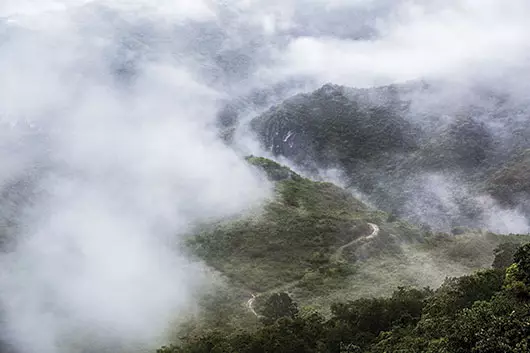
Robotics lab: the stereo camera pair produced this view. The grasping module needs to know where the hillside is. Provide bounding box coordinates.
[175,157,530,341]
[164,157,530,353]
[162,243,530,353]
[249,83,418,173]
[186,156,387,292]
[487,149,530,208]
[244,82,530,231]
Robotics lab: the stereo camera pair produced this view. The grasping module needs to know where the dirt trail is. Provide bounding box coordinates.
[330,223,379,263]
[246,223,380,317]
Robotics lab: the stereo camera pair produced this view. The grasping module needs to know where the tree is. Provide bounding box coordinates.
[446,294,530,353]
[260,292,299,325]
[328,287,431,351]
[492,242,521,269]
[514,243,530,283]
[156,253,530,353]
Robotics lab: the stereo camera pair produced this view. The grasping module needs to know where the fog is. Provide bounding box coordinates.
[0,2,272,352]
[1,0,530,352]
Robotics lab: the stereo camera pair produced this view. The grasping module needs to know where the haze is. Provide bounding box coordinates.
[0,1,529,352]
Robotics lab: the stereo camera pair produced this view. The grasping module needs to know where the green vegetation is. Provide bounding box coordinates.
[250,84,417,174]
[186,157,447,301]
[187,158,372,291]
[257,292,299,325]
[493,242,525,269]
[174,157,530,352]
[246,83,530,229]
[185,157,529,308]
[173,282,262,337]
[161,243,530,353]
[487,149,530,206]
[245,155,302,182]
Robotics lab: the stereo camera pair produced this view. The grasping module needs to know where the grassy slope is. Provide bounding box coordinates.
[180,158,530,333]
[187,156,376,292]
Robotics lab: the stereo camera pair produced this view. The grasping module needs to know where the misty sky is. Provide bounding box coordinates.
[1,1,530,352]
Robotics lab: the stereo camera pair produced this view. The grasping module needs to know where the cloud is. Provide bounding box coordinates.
[402,172,530,234]
[267,0,530,87]
[1,0,216,24]
[0,2,270,352]
[2,0,530,351]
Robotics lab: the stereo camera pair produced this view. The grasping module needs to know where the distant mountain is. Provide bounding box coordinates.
[237,82,530,230]
[487,149,530,208]
[249,83,418,173]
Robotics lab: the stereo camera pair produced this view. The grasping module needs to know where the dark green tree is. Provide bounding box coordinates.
[514,243,530,283]
[260,292,299,325]
[492,242,521,269]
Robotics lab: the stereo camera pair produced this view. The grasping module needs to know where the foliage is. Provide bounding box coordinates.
[161,243,530,353]
[326,287,432,350]
[514,243,530,283]
[186,158,375,291]
[487,149,530,206]
[493,242,521,269]
[245,155,301,182]
[258,292,299,325]
[421,269,505,319]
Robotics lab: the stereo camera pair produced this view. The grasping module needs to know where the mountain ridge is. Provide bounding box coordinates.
[241,81,530,232]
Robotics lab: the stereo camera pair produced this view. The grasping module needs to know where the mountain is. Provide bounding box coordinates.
[162,78,530,349]
[186,156,388,293]
[166,157,530,353]
[245,82,530,231]
[249,83,418,173]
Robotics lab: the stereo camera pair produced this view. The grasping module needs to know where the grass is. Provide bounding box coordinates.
[245,155,301,182]
[185,158,434,318]
[183,157,530,331]
[187,172,374,291]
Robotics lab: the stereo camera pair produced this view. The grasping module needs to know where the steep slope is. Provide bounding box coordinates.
[249,83,418,173]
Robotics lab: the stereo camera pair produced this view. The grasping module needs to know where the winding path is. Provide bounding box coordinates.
[246,223,380,317]
[330,223,379,263]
